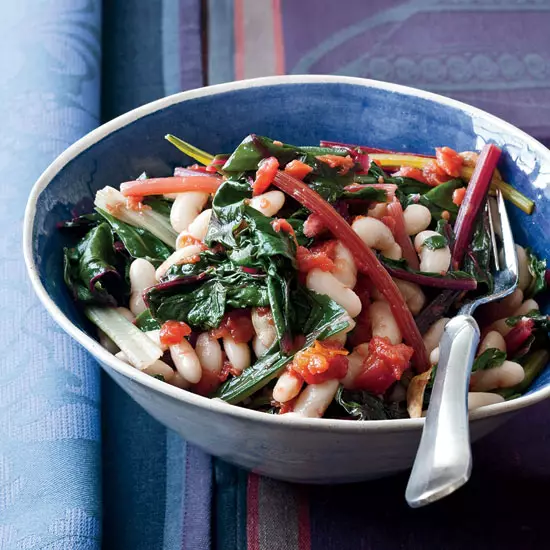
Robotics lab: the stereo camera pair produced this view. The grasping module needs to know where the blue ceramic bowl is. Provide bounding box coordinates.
[24,76,550,483]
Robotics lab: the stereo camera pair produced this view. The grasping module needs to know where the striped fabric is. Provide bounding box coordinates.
[206,2,550,549]
[100,1,212,549]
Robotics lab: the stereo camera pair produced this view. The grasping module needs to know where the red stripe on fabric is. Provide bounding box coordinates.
[271,0,285,75]
[234,0,245,80]
[298,489,311,550]
[246,473,260,550]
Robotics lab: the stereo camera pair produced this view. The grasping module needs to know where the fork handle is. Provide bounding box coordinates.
[406,314,480,508]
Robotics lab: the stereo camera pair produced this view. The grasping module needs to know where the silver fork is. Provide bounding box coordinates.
[405,188,518,508]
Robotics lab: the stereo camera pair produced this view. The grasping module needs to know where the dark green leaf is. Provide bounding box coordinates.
[59,212,101,232]
[525,248,547,299]
[222,135,301,172]
[215,289,349,403]
[96,208,173,265]
[462,210,493,291]
[335,386,408,420]
[505,310,550,329]
[63,223,123,306]
[422,234,447,251]
[135,309,161,331]
[341,186,388,202]
[471,348,506,373]
[143,196,173,218]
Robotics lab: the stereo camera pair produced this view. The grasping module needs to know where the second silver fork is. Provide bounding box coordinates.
[406,188,518,508]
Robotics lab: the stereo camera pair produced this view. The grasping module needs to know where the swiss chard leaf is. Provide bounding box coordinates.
[462,210,493,291]
[335,386,408,420]
[97,208,173,265]
[63,223,124,306]
[222,135,302,172]
[58,212,101,232]
[471,348,507,372]
[505,310,550,329]
[135,309,161,331]
[146,267,270,329]
[525,248,547,299]
[215,289,349,403]
[423,234,447,251]
[143,196,173,218]
[405,178,464,221]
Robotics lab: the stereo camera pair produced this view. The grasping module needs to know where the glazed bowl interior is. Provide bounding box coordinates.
[26,75,550,428]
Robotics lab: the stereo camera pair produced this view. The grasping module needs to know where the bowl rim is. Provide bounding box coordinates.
[23,74,550,433]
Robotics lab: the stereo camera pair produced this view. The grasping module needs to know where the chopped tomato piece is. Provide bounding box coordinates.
[422,160,451,187]
[176,232,207,250]
[271,218,295,235]
[441,210,451,221]
[252,156,279,196]
[435,147,463,178]
[452,187,467,206]
[296,245,335,273]
[316,154,355,175]
[291,340,349,384]
[218,359,242,382]
[160,320,192,347]
[354,336,414,394]
[211,309,255,343]
[284,159,313,180]
[392,166,428,184]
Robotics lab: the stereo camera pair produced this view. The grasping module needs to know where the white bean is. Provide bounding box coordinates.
[480,288,523,324]
[251,308,277,348]
[143,360,175,383]
[223,335,251,373]
[369,301,402,344]
[332,242,357,288]
[423,318,449,355]
[187,208,212,241]
[478,331,506,355]
[429,347,440,366]
[326,317,356,346]
[352,217,402,260]
[513,299,539,317]
[393,279,426,315]
[170,371,191,389]
[170,191,209,233]
[306,269,362,318]
[155,244,203,280]
[468,392,505,411]
[170,339,202,384]
[249,190,285,217]
[367,202,387,219]
[129,258,156,315]
[273,370,303,403]
[470,360,524,391]
[195,333,223,375]
[252,336,269,358]
[516,245,532,292]
[403,204,432,236]
[341,343,369,389]
[291,379,340,418]
[414,230,451,274]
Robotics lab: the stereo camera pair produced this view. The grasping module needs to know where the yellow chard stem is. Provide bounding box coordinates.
[370,153,534,215]
[165,134,215,166]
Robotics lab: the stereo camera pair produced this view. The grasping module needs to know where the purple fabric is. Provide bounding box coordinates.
[282,0,550,141]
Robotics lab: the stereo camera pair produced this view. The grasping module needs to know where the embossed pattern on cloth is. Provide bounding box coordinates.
[0,2,102,548]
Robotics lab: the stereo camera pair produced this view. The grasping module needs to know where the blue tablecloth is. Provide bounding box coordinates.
[3,1,550,548]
